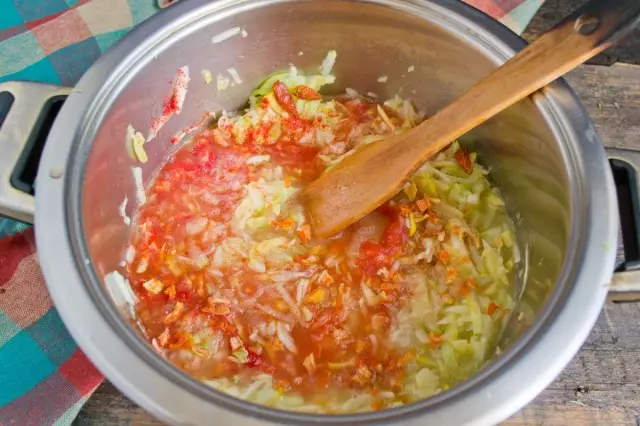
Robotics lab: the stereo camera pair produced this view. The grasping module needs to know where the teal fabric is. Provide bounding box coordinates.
[0,220,29,238]
[0,326,57,406]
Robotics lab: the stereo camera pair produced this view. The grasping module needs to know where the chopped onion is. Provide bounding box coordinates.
[132,136,148,163]
[422,238,436,263]
[324,253,342,268]
[257,305,295,324]
[360,281,378,306]
[217,74,231,92]
[143,278,164,294]
[126,125,147,163]
[125,245,136,264]
[345,88,360,98]
[320,50,337,76]
[277,322,297,353]
[104,271,137,315]
[201,69,213,84]
[267,321,276,336]
[296,279,310,305]
[275,283,301,322]
[328,359,355,370]
[302,306,314,323]
[211,27,241,44]
[231,347,249,364]
[248,257,266,273]
[151,338,166,356]
[136,257,149,274]
[512,240,522,264]
[188,245,209,269]
[118,196,131,226]
[314,128,334,145]
[246,155,271,165]
[377,104,395,131]
[467,194,479,205]
[186,217,208,235]
[230,336,242,350]
[269,270,313,282]
[303,353,317,374]
[415,328,429,344]
[227,67,243,85]
[131,167,146,205]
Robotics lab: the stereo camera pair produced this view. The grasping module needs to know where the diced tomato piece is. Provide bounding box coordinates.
[437,250,450,265]
[360,240,384,258]
[382,219,406,247]
[357,210,407,276]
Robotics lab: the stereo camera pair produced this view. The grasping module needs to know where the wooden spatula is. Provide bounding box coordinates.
[300,0,640,238]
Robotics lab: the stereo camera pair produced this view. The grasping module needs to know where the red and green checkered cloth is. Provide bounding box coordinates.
[0,0,543,424]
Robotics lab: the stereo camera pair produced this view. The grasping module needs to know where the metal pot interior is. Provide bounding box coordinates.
[79,0,572,418]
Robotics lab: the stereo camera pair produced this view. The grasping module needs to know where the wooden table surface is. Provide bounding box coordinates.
[75,4,640,425]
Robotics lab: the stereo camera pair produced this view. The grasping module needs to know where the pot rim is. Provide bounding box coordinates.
[35,0,618,425]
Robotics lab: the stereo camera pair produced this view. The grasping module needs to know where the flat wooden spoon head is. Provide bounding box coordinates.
[301,123,445,236]
[300,0,640,238]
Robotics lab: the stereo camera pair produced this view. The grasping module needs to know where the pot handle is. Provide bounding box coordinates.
[607,148,640,301]
[0,82,72,224]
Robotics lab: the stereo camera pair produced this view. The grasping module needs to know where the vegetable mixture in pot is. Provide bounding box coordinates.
[124,53,519,413]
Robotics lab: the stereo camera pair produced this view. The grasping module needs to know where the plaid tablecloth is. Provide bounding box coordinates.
[0,0,544,424]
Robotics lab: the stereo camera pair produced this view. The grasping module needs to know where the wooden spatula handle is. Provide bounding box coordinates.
[413,0,640,160]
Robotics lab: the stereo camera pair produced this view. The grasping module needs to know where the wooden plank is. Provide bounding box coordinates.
[503,302,640,426]
[75,381,163,426]
[564,64,640,150]
[77,59,640,426]
[506,404,637,426]
[523,0,640,66]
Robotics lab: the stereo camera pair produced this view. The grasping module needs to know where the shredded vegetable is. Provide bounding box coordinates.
[125,52,519,414]
[211,27,242,44]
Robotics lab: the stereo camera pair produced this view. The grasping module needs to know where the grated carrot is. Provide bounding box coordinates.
[164,301,185,324]
[428,332,444,349]
[416,198,431,212]
[297,224,312,244]
[486,302,500,316]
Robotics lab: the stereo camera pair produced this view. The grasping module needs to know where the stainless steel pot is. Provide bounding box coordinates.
[1,0,639,424]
